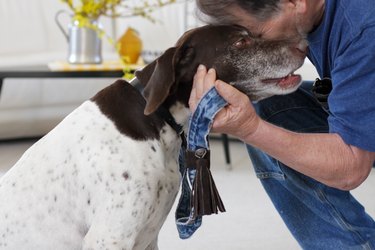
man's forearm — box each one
[243,119,374,190]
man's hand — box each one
[189,64,261,140]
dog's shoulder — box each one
[91,79,165,140]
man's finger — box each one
[193,64,207,99]
[204,68,217,93]
[189,87,197,112]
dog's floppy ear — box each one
[135,45,195,115]
[135,47,177,115]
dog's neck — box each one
[156,102,188,148]
[132,77,190,147]
[161,78,193,128]
[164,101,190,130]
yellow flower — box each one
[60,0,177,20]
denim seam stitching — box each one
[255,172,285,180]
[255,160,286,180]
[315,188,371,248]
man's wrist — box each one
[240,116,263,144]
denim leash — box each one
[175,86,227,239]
[131,78,227,239]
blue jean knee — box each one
[246,82,375,249]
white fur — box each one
[0,101,181,250]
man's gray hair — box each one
[196,0,281,24]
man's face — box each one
[228,2,309,54]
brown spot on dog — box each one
[91,80,165,140]
[122,172,130,180]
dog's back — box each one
[0,80,181,249]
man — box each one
[189,0,375,248]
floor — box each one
[1,138,374,250]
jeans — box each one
[246,82,375,249]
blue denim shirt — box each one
[175,87,227,239]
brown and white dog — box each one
[0,25,305,250]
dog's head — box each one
[135,25,306,115]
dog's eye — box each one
[233,38,249,48]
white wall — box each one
[1,0,69,66]
[114,2,188,53]
[0,0,188,67]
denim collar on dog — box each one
[176,86,227,239]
